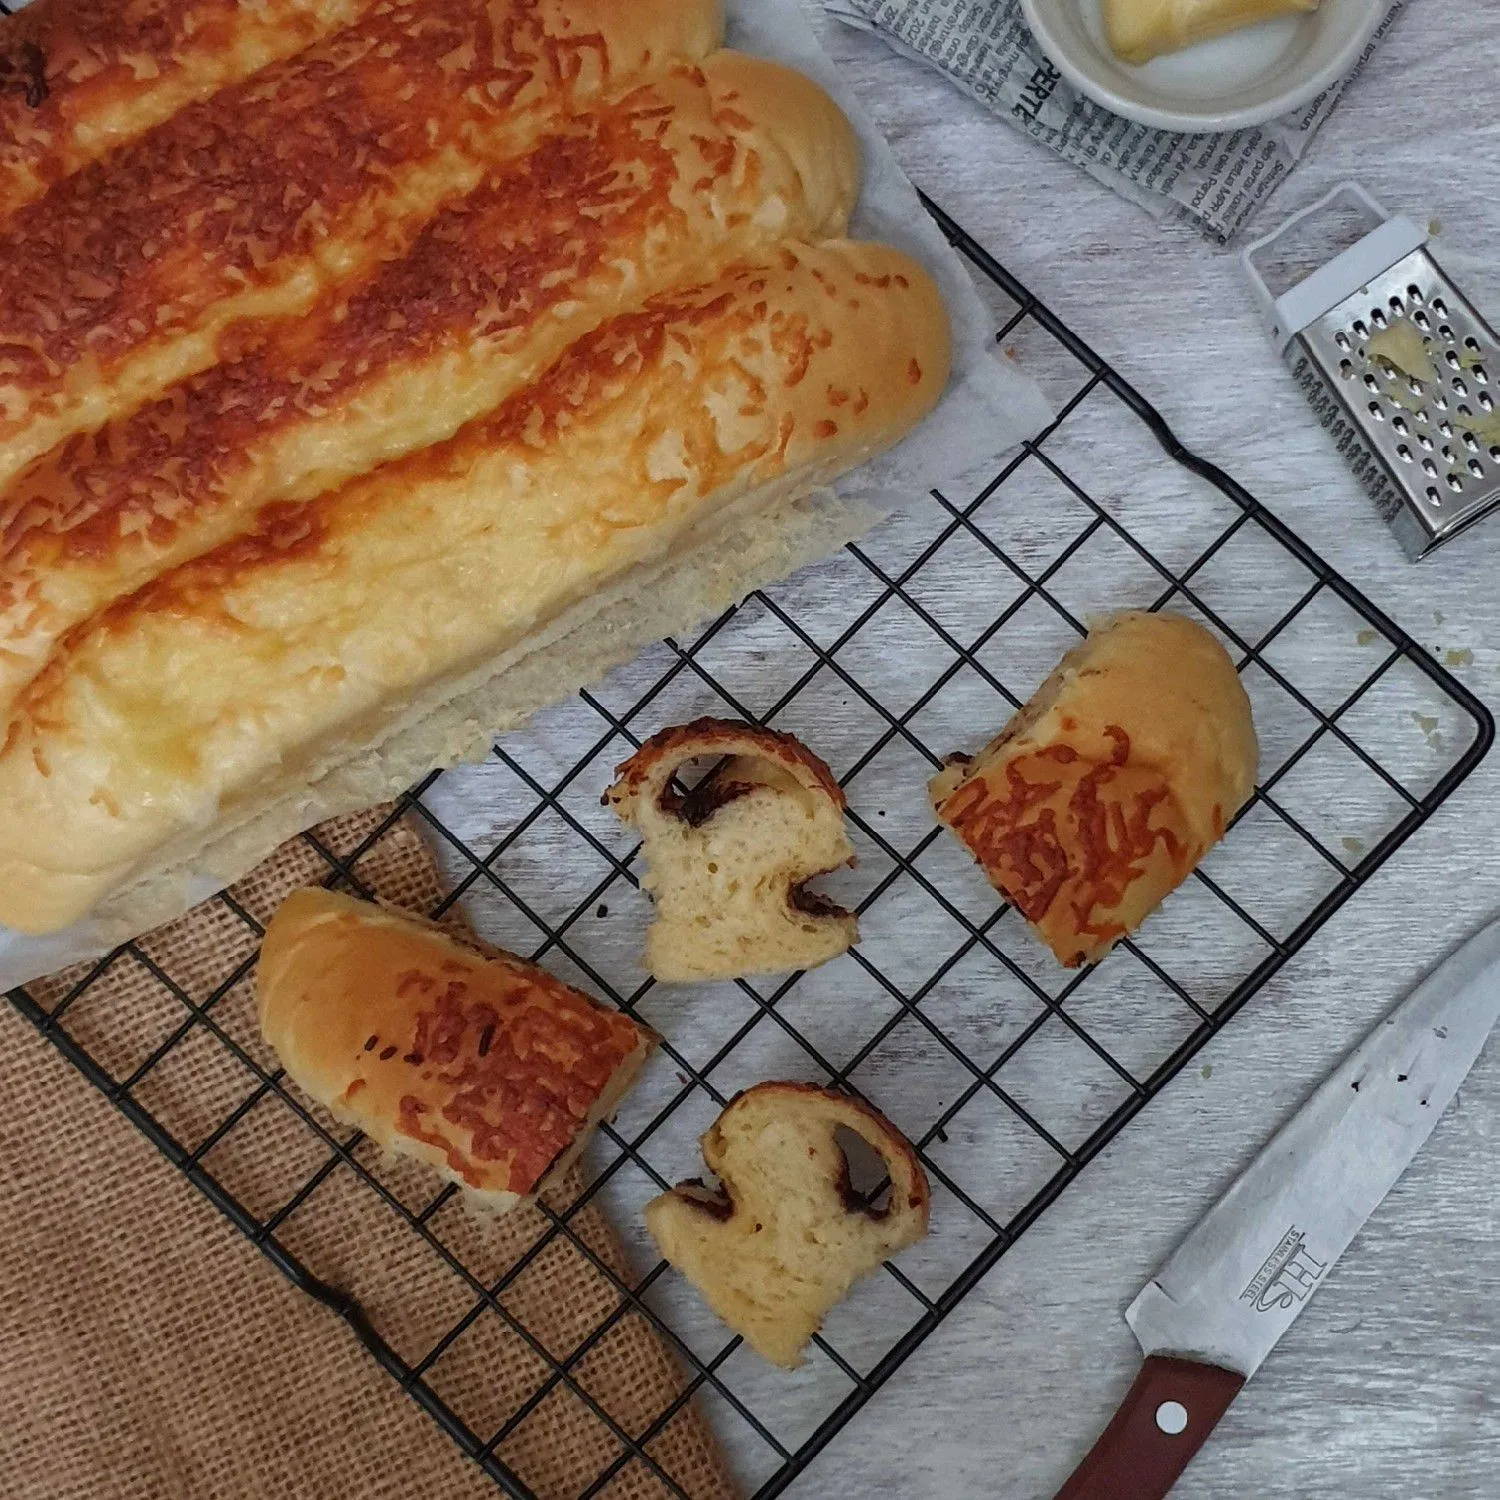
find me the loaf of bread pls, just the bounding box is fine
[605,719,858,982]
[645,1083,930,1369]
[257,888,655,1215]
[929,612,1258,968]
[0,51,859,716]
[0,0,954,937]
[1102,0,1319,65]
[0,0,380,219]
[0,0,726,487]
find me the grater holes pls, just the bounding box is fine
[1439,324,1456,344]
[1473,365,1489,386]
[1413,310,1432,332]
[1352,317,1369,339]
[1339,358,1354,380]
[1432,296,1449,316]
[1422,457,1439,477]
[1453,376,1469,398]
[1388,295,1405,316]
[1491,446,1500,462]
[1408,284,1425,304]
[1446,472,1465,493]
[1469,458,1486,479]
[1367,401,1385,421]
[1442,444,1456,463]
[1335,330,1352,352]
[1418,431,1435,451]
[1370,308,1388,330]
[1462,430,1480,453]
[1396,443,1413,464]
[1465,335,1482,351]
[1427,486,1443,507]
[1479,390,1495,412]
[1445,349,1462,370]
[1391,414,1409,436]
[1363,371,1380,392]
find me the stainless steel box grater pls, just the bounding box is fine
[1244,183,1500,560]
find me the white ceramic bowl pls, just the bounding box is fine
[1019,0,1387,134]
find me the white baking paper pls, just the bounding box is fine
[0,0,1052,991]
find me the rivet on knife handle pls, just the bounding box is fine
[1053,1357,1245,1500]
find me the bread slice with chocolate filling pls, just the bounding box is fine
[604,720,857,983]
[645,1082,930,1368]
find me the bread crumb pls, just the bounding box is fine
[1200,1064,1213,1080]
[1355,628,1378,646]
[1342,836,1366,857]
[1445,648,1473,667]
[596,903,609,919]
[1412,711,1439,736]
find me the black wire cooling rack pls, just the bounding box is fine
[8,201,1494,1500]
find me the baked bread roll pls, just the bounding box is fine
[605,719,858,982]
[0,0,382,221]
[929,612,1257,968]
[0,242,949,934]
[645,1083,930,1369]
[257,888,656,1215]
[1102,0,1319,65]
[0,0,724,487]
[0,52,858,715]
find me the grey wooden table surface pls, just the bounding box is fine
[794,2,1500,1496]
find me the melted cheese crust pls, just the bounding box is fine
[0,0,954,935]
[258,888,652,1203]
[0,52,857,710]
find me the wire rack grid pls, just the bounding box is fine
[8,200,1493,1500]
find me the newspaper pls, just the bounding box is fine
[826,0,1407,244]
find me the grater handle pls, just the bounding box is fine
[1242,182,1428,355]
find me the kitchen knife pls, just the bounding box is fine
[1054,915,1500,1500]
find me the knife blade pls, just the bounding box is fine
[1054,914,1500,1500]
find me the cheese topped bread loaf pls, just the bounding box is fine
[0,0,953,936]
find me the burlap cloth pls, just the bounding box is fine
[1,807,738,1500]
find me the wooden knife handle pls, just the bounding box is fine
[1053,1356,1246,1500]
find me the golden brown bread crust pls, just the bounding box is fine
[0,0,725,487]
[929,611,1258,968]
[0,53,859,712]
[608,717,848,814]
[0,242,949,933]
[257,888,656,1211]
[0,0,377,220]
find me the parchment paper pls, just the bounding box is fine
[0,0,1051,993]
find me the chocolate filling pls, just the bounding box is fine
[788,878,851,921]
[660,769,756,828]
[673,1177,734,1221]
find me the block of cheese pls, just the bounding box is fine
[1103,0,1320,65]
[0,52,859,715]
[929,612,1258,968]
[257,888,656,1216]
[0,241,949,933]
[0,0,724,487]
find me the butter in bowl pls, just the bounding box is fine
[1020,0,1389,133]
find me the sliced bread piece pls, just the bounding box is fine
[604,720,857,983]
[644,1082,930,1368]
